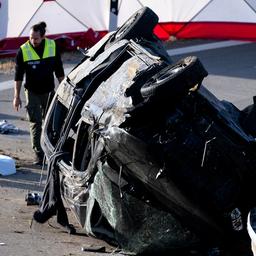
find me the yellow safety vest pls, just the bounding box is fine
[21,38,56,62]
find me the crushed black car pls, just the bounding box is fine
[34,6,256,255]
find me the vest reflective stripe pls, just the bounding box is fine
[21,42,40,62]
[43,39,56,59]
[21,38,56,62]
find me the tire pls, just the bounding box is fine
[105,7,158,48]
[140,56,208,100]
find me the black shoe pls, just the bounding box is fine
[33,153,43,166]
[33,152,44,166]
[33,159,43,166]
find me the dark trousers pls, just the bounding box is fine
[25,89,51,157]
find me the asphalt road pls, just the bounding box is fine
[0,40,255,256]
[168,40,256,110]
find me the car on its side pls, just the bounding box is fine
[36,6,256,255]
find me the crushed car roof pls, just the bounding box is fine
[35,6,256,255]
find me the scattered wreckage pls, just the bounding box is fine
[33,7,256,255]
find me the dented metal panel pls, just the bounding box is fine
[38,6,256,255]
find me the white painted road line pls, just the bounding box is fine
[167,40,252,56]
[0,80,13,91]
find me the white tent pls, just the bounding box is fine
[1,0,256,56]
[117,0,256,40]
[0,0,110,56]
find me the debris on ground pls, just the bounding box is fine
[0,154,16,176]
[25,192,42,206]
[0,120,19,134]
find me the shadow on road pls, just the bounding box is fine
[0,167,46,192]
[0,112,26,120]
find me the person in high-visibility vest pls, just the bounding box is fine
[13,22,64,166]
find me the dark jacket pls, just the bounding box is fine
[15,39,64,94]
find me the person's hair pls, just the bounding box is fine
[31,22,47,37]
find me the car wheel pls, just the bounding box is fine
[140,56,208,100]
[105,7,158,48]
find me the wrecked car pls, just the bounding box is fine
[34,6,256,255]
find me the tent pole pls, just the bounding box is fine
[18,2,44,37]
[109,0,118,31]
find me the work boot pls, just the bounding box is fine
[33,152,44,166]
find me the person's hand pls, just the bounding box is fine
[13,97,22,111]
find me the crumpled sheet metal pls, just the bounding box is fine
[85,161,200,254]
[101,127,224,238]
[80,54,158,128]
[67,39,128,85]
[62,49,235,249]
[198,86,255,144]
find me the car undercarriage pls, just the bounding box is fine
[33,6,256,255]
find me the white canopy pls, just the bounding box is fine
[0,0,110,40]
[1,0,256,56]
[117,0,256,40]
